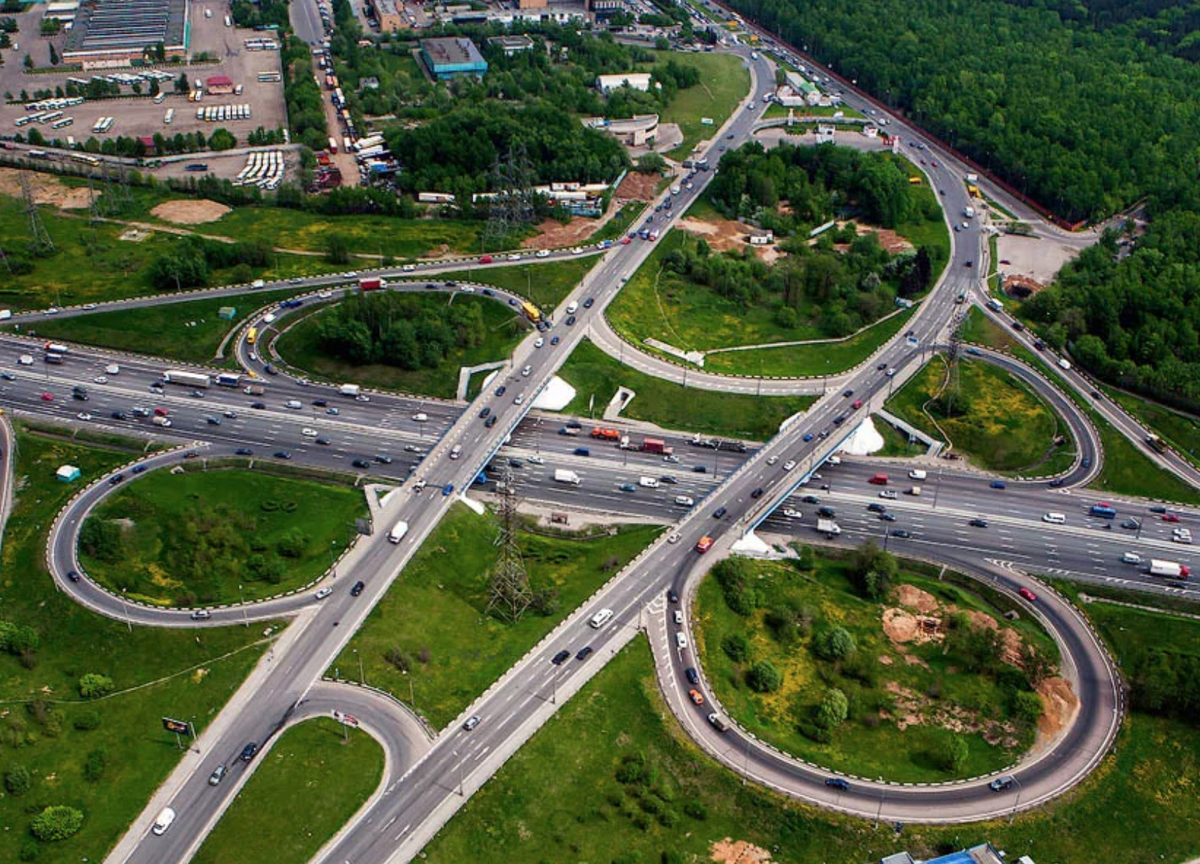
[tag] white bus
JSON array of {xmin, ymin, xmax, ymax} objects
[{"xmin": 164, "ymin": 108, "xmax": 174, "ymax": 125}]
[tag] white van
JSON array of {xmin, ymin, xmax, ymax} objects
[
  {"xmin": 1121, "ymin": 551, "xmax": 1142, "ymax": 565},
  {"xmin": 1042, "ymin": 512, "xmax": 1066, "ymax": 524},
  {"xmin": 589, "ymin": 608, "xmax": 614, "ymax": 629},
  {"xmin": 412, "ymin": 413, "xmax": 428, "ymax": 422},
  {"xmin": 449, "ymin": 444, "xmax": 462, "ymax": 460},
  {"xmin": 908, "ymin": 469, "xmax": 927, "ymax": 480},
  {"xmin": 565, "ymin": 301, "xmax": 578, "ymax": 315},
  {"xmin": 0, "ymin": 309, "xmax": 11, "ymax": 320},
  {"xmin": 674, "ymin": 495, "xmax": 694, "ymax": 507},
  {"xmin": 151, "ymin": 807, "xmax": 176, "ymax": 836},
  {"xmin": 675, "ymin": 631, "xmax": 688, "ymax": 650},
  {"xmin": 639, "ymin": 476, "xmax": 659, "ymax": 488},
  {"xmin": 388, "ymin": 521, "xmax": 409, "ymax": 543},
  {"xmin": 1058, "ymin": 358, "xmax": 1071, "ymax": 371}
]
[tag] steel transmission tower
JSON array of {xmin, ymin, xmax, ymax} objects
[
  {"xmin": 21, "ymin": 173, "xmax": 54, "ymax": 254},
  {"xmin": 481, "ymin": 142, "xmax": 536, "ymax": 253},
  {"xmin": 944, "ymin": 310, "xmax": 965, "ymax": 418},
  {"xmin": 485, "ymin": 467, "xmax": 533, "ymax": 622}
]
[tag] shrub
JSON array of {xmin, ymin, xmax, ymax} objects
[
  {"xmin": 19, "ymin": 840, "xmax": 40, "ymax": 861},
  {"xmin": 935, "ymin": 734, "xmax": 969, "ymax": 773},
  {"xmin": 72, "ymin": 710, "xmax": 101, "ymax": 731},
  {"xmin": 276, "ymin": 527, "xmax": 308, "ymax": 558},
  {"xmin": 83, "ymin": 747, "xmax": 109, "ymax": 783},
  {"xmin": 5, "ymin": 763, "xmax": 32, "ymax": 796},
  {"xmin": 746, "ymin": 660, "xmax": 783, "ymax": 693},
  {"xmin": 813, "ymin": 626, "xmax": 857, "ymax": 661},
  {"xmin": 721, "ymin": 632, "xmax": 750, "ymax": 662},
  {"xmin": 30, "ymin": 806, "xmax": 84, "ymax": 842},
  {"xmin": 1013, "ymin": 690, "xmax": 1045, "ymax": 725},
  {"xmin": 78, "ymin": 673, "xmax": 114, "ymax": 699},
  {"xmin": 815, "ymin": 687, "xmax": 849, "ymax": 730},
  {"xmin": 683, "ymin": 800, "xmax": 708, "ymax": 821}
]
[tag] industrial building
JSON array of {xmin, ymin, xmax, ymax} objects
[
  {"xmin": 881, "ymin": 842, "xmax": 1034, "ymax": 864},
  {"xmin": 42, "ymin": 0, "xmax": 81, "ymax": 23},
  {"xmin": 419, "ymin": 37, "xmax": 488, "ymax": 80},
  {"xmin": 585, "ymin": 114, "xmax": 658, "ymax": 147},
  {"xmin": 487, "ymin": 34, "xmax": 535, "ymax": 56},
  {"xmin": 366, "ymin": 0, "xmax": 408, "ymax": 32},
  {"xmin": 596, "ymin": 72, "xmax": 653, "ymax": 93},
  {"xmin": 62, "ymin": 0, "xmax": 189, "ymax": 69}
]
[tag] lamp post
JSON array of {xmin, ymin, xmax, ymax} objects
[
  {"xmin": 452, "ymin": 750, "xmax": 465, "ymax": 797},
  {"xmin": 402, "ymin": 669, "xmax": 415, "ymax": 707},
  {"xmin": 238, "ymin": 583, "xmax": 248, "ymax": 627},
  {"xmin": 355, "ymin": 647, "xmax": 365, "ymax": 685},
  {"xmin": 120, "ymin": 588, "xmax": 132, "ymax": 633},
  {"xmin": 1009, "ymin": 775, "xmax": 1023, "ymax": 825}
]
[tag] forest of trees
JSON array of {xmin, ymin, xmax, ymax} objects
[
  {"xmin": 1123, "ymin": 641, "xmax": 1200, "ymax": 727},
  {"xmin": 317, "ymin": 292, "xmax": 490, "ymax": 370},
  {"xmin": 726, "ymin": 0, "xmax": 1200, "ymax": 410}
]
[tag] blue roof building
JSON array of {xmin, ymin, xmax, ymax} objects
[
  {"xmin": 420, "ymin": 37, "xmax": 488, "ymax": 80},
  {"xmin": 882, "ymin": 842, "xmax": 1034, "ymax": 864}
]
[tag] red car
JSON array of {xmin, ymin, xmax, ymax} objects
[
  {"xmin": 688, "ymin": 689, "xmax": 705, "ymax": 706},
  {"xmin": 620, "ymin": 236, "xmax": 632, "ymax": 245},
  {"xmin": 479, "ymin": 255, "xmax": 493, "ymax": 264},
  {"xmin": 1018, "ymin": 587, "xmax": 1038, "ymax": 602},
  {"xmin": 1163, "ymin": 513, "xmax": 1181, "ymax": 523},
  {"xmin": 852, "ymin": 399, "xmax": 863, "ymax": 409},
  {"xmin": 40, "ymin": 392, "xmax": 53, "ymax": 401}
]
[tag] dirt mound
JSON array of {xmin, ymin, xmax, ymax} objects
[
  {"xmin": 615, "ymin": 170, "xmax": 658, "ymax": 201},
  {"xmin": 1035, "ymin": 676, "xmax": 1079, "ymax": 746},
  {"xmin": 677, "ymin": 215, "xmax": 785, "ymax": 264},
  {"xmin": 895, "ymin": 584, "xmax": 939, "ymax": 614},
  {"xmin": 882, "ymin": 607, "xmax": 942, "ymax": 647},
  {"xmin": 522, "ymin": 216, "xmax": 603, "ymax": 250},
  {"xmin": 711, "ymin": 838, "xmax": 776, "ymax": 864},
  {"xmin": 0, "ymin": 167, "xmax": 95, "ymax": 210},
  {"xmin": 150, "ymin": 199, "xmax": 232, "ymax": 225}
]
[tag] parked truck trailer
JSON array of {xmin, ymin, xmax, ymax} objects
[
  {"xmin": 553, "ymin": 469, "xmax": 582, "ymax": 486},
  {"xmin": 163, "ymin": 370, "xmax": 212, "ymax": 388},
  {"xmin": 1149, "ymin": 560, "xmax": 1190, "ymax": 580}
]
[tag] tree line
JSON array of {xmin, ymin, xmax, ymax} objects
[{"xmin": 317, "ymin": 292, "xmax": 490, "ymax": 370}]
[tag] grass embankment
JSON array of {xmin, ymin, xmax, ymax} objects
[
  {"xmin": 331, "ymin": 505, "xmax": 659, "ymax": 729},
  {"xmin": 275, "ymin": 293, "xmax": 523, "ymax": 399},
  {"xmin": 592, "ymin": 201, "xmax": 647, "ymax": 244},
  {"xmin": 763, "ymin": 103, "xmax": 867, "ymax": 120},
  {"xmin": 885, "ymin": 357, "xmax": 1076, "ymax": 474},
  {"xmin": 22, "ymin": 286, "xmax": 304, "ymax": 364},
  {"xmin": 80, "ymin": 469, "xmax": 366, "ymax": 607},
  {"xmin": 437, "ymin": 257, "xmax": 592, "ymax": 310},
  {"xmin": 192, "ymin": 718, "xmax": 383, "ymax": 864},
  {"xmin": 959, "ymin": 304, "xmax": 1018, "ymax": 350},
  {"xmin": 871, "ymin": 414, "xmax": 929, "ymax": 457},
  {"xmin": 558, "ymin": 338, "xmax": 814, "ymax": 441},
  {"xmin": 696, "ymin": 553, "xmax": 1049, "ymax": 782},
  {"xmin": 648, "ymin": 51, "xmax": 750, "ymax": 158},
  {"xmin": 425, "ymin": 594, "xmax": 1200, "ymax": 864},
  {"xmin": 0, "ymin": 427, "xmax": 270, "ymax": 864},
  {"xmin": 1102, "ymin": 385, "xmax": 1200, "ymax": 471}
]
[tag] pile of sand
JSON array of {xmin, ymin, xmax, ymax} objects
[
  {"xmin": 1035, "ymin": 676, "xmax": 1079, "ymax": 743},
  {"xmin": 895, "ymin": 584, "xmax": 939, "ymax": 614},
  {"xmin": 711, "ymin": 839, "xmax": 776, "ymax": 864},
  {"xmin": 0, "ymin": 167, "xmax": 94, "ymax": 210},
  {"xmin": 150, "ymin": 199, "xmax": 231, "ymax": 225}
]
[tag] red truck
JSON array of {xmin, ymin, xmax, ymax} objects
[
  {"xmin": 696, "ymin": 536, "xmax": 715, "ymax": 554},
  {"xmin": 359, "ymin": 277, "xmax": 383, "ymax": 291},
  {"xmin": 869, "ymin": 473, "xmax": 889, "ymax": 485},
  {"xmin": 591, "ymin": 427, "xmax": 621, "ymax": 441},
  {"xmin": 641, "ymin": 437, "xmax": 673, "ymax": 456}
]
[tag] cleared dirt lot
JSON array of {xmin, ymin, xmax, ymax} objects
[{"xmin": 995, "ymin": 232, "xmax": 1080, "ymax": 286}]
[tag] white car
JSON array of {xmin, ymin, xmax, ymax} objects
[
  {"xmin": 667, "ymin": 533, "xmax": 681, "ymax": 544},
  {"xmin": 412, "ymin": 479, "xmax": 427, "ymax": 492},
  {"xmin": 783, "ymin": 508, "xmax": 801, "ymax": 519},
  {"xmin": 105, "ymin": 364, "xmax": 120, "ymax": 375},
  {"xmin": 783, "ymin": 460, "xmax": 796, "ymax": 471},
  {"xmin": 879, "ymin": 489, "xmax": 898, "ymax": 499},
  {"xmin": 356, "ymin": 394, "xmax": 371, "ymax": 402},
  {"xmin": 76, "ymin": 412, "xmax": 92, "ymax": 421},
  {"xmin": 461, "ymin": 286, "xmax": 475, "ymax": 294},
  {"xmin": 315, "ymin": 587, "xmax": 333, "ymax": 600},
  {"xmin": 674, "ymin": 610, "xmax": 684, "ymax": 625},
  {"xmin": 317, "ymin": 290, "xmax": 333, "ymax": 299},
  {"xmin": 572, "ymin": 247, "xmax": 584, "ymax": 255},
  {"xmin": 675, "ymin": 632, "xmax": 688, "ymax": 650},
  {"xmin": 413, "ymin": 413, "xmax": 429, "ymax": 422},
  {"xmin": 513, "ymin": 394, "xmax": 524, "ymax": 405},
  {"xmin": 301, "ymin": 428, "xmax": 318, "ymax": 437},
  {"xmin": 521, "ymin": 365, "xmax": 532, "ymax": 377},
  {"xmin": 766, "ymin": 455, "xmax": 779, "ymax": 465},
  {"xmin": 664, "ymin": 455, "xmax": 680, "ymax": 463},
  {"xmin": 527, "ymin": 455, "xmax": 544, "ymax": 465},
  {"xmin": 402, "ymin": 264, "xmax": 416, "ymax": 272},
  {"xmin": 534, "ymin": 337, "xmax": 544, "ymax": 348},
  {"xmin": 535, "ymin": 249, "xmax": 550, "ymax": 258},
  {"xmin": 17, "ymin": 355, "xmax": 33, "ymax": 366},
  {"xmin": 674, "ymin": 496, "xmax": 694, "ymax": 507},
  {"xmin": 93, "ymin": 375, "xmax": 108, "ymax": 384},
  {"xmin": 508, "ymin": 253, "xmax": 522, "ymax": 261},
  {"xmin": 46, "ymin": 307, "xmax": 59, "ymax": 315}
]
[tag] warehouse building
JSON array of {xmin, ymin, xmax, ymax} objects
[
  {"xmin": 596, "ymin": 72, "xmax": 653, "ymax": 93},
  {"xmin": 366, "ymin": 0, "xmax": 408, "ymax": 32},
  {"xmin": 62, "ymin": 0, "xmax": 188, "ymax": 69},
  {"xmin": 419, "ymin": 37, "xmax": 488, "ymax": 80},
  {"xmin": 205, "ymin": 75, "xmax": 235, "ymax": 95}
]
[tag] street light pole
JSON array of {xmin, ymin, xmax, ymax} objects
[
  {"xmin": 120, "ymin": 589, "xmax": 132, "ymax": 633},
  {"xmin": 932, "ymin": 468, "xmax": 944, "ymax": 510},
  {"xmin": 238, "ymin": 583, "xmax": 248, "ymax": 627},
  {"xmin": 356, "ymin": 648, "xmax": 365, "ymax": 685},
  {"xmin": 1009, "ymin": 775, "xmax": 1023, "ymax": 825}
]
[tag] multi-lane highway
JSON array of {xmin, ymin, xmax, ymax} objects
[{"xmin": 0, "ymin": 35, "xmax": 1171, "ymax": 864}]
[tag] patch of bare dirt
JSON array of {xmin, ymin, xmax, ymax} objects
[
  {"xmin": 1034, "ymin": 676, "xmax": 1079, "ymax": 746},
  {"xmin": 878, "ymin": 654, "xmax": 893, "ymax": 666},
  {"xmin": 0, "ymin": 167, "xmax": 95, "ymax": 210},
  {"xmin": 150, "ymin": 199, "xmax": 231, "ymax": 225},
  {"xmin": 881, "ymin": 682, "xmax": 1020, "ymax": 747},
  {"xmin": 522, "ymin": 215, "xmax": 605, "ymax": 250},
  {"xmin": 882, "ymin": 607, "xmax": 943, "ymax": 647},
  {"xmin": 710, "ymin": 838, "xmax": 776, "ymax": 864},
  {"xmin": 821, "ymin": 220, "xmax": 914, "ymax": 255},
  {"xmin": 615, "ymin": 170, "xmax": 658, "ymax": 202},
  {"xmin": 895, "ymin": 584, "xmax": 939, "ymax": 614},
  {"xmin": 677, "ymin": 215, "xmax": 786, "ymax": 264}
]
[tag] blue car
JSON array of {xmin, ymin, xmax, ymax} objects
[
  {"xmin": 803, "ymin": 433, "xmax": 814, "ymax": 442},
  {"xmin": 825, "ymin": 777, "xmax": 850, "ymax": 791},
  {"xmin": 990, "ymin": 480, "xmax": 1006, "ymax": 489},
  {"xmin": 442, "ymin": 483, "xmax": 455, "ymax": 496}
]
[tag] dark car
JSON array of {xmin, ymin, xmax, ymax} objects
[
  {"xmin": 350, "ymin": 580, "xmax": 365, "ymax": 597},
  {"xmin": 576, "ymin": 646, "xmax": 594, "ymax": 661},
  {"xmin": 109, "ymin": 474, "xmax": 125, "ymax": 485},
  {"xmin": 969, "ymin": 518, "xmax": 989, "ymax": 528},
  {"xmin": 713, "ymin": 507, "xmax": 727, "ymax": 519},
  {"xmin": 880, "ymin": 512, "xmax": 897, "ymax": 522},
  {"xmin": 989, "ymin": 776, "xmax": 1015, "ymax": 792},
  {"xmin": 825, "ymin": 777, "xmax": 851, "ymax": 791},
  {"xmin": 891, "ymin": 529, "xmax": 912, "ymax": 539},
  {"xmin": 818, "ymin": 506, "xmax": 836, "ymax": 518},
  {"xmin": 374, "ymin": 454, "xmax": 393, "ymax": 464},
  {"xmin": 495, "ymin": 385, "xmax": 506, "ymax": 397},
  {"xmin": 132, "ymin": 464, "xmax": 147, "ymax": 474},
  {"xmin": 876, "ymin": 362, "xmax": 888, "ymax": 371},
  {"xmin": 692, "ymin": 465, "xmax": 707, "ymax": 473},
  {"xmin": 659, "ymin": 475, "xmax": 678, "ymax": 485},
  {"xmin": 110, "ymin": 410, "xmax": 128, "ymax": 420},
  {"xmin": 550, "ymin": 336, "xmax": 560, "ymax": 346},
  {"xmin": 352, "ymin": 458, "xmax": 370, "ymax": 469},
  {"xmin": 750, "ymin": 488, "xmax": 764, "ymax": 499},
  {"xmin": 508, "ymin": 458, "xmax": 524, "ymax": 468},
  {"xmin": 867, "ymin": 502, "xmax": 887, "ymax": 513},
  {"xmin": 990, "ymin": 480, "xmax": 1007, "ymax": 489},
  {"xmin": 485, "ymin": 416, "xmax": 497, "ymax": 428},
  {"xmin": 251, "ymin": 402, "xmax": 266, "ymax": 410},
  {"xmin": 685, "ymin": 667, "xmax": 700, "ymax": 686},
  {"xmin": 1121, "ymin": 518, "xmax": 1141, "ymax": 530},
  {"xmin": 240, "ymin": 743, "xmax": 259, "ymax": 762},
  {"xmin": 582, "ymin": 297, "xmax": 595, "ymax": 309},
  {"xmin": 236, "ymin": 448, "xmax": 253, "ymax": 456},
  {"xmin": 312, "ymin": 399, "xmax": 328, "ymax": 407},
  {"xmin": 273, "ymin": 451, "xmax": 292, "ymax": 460},
  {"xmin": 66, "ymin": 570, "xmax": 81, "ymax": 583},
  {"xmin": 479, "ymin": 407, "xmax": 491, "ymax": 419},
  {"xmin": 842, "ymin": 388, "xmax": 854, "ymax": 398},
  {"xmin": 802, "ymin": 495, "xmax": 820, "ymax": 505},
  {"xmin": 667, "ymin": 589, "xmax": 679, "ymax": 603},
  {"xmin": 316, "ymin": 437, "xmax": 331, "ymax": 446},
  {"xmin": 551, "ymin": 650, "xmax": 571, "ymax": 666},
  {"xmin": 1149, "ymin": 505, "xmax": 1168, "ymax": 514},
  {"xmin": 566, "ymin": 315, "xmax": 577, "ymax": 326},
  {"xmin": 803, "ymin": 432, "xmax": 814, "ymax": 442},
  {"xmin": 462, "ymin": 715, "xmax": 481, "ymax": 731},
  {"xmin": 1048, "ymin": 478, "xmax": 1065, "ymax": 488}
]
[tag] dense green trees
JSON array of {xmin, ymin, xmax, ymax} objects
[
  {"xmin": 317, "ymin": 292, "xmax": 490, "ymax": 370},
  {"xmin": 147, "ymin": 236, "xmax": 271, "ymax": 291}
]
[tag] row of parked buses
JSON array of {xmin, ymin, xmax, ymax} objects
[
  {"xmin": 195, "ymin": 104, "xmax": 252, "ymax": 123},
  {"xmin": 91, "ymin": 117, "xmax": 116, "ymax": 134},
  {"xmin": 234, "ymin": 150, "xmax": 283, "ymax": 190}
]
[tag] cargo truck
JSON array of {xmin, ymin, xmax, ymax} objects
[
  {"xmin": 340, "ymin": 383, "xmax": 361, "ymax": 397},
  {"xmin": 359, "ymin": 277, "xmax": 384, "ymax": 291},
  {"xmin": 592, "ymin": 427, "xmax": 621, "ymax": 441},
  {"xmin": 642, "ymin": 437, "xmax": 673, "ymax": 455},
  {"xmin": 554, "ymin": 469, "xmax": 582, "ymax": 485},
  {"xmin": 817, "ymin": 518, "xmax": 842, "ymax": 536},
  {"xmin": 388, "ymin": 521, "xmax": 409, "ymax": 543},
  {"xmin": 43, "ymin": 341, "xmax": 69, "ymax": 355},
  {"xmin": 216, "ymin": 373, "xmax": 241, "ymax": 387},
  {"xmin": 964, "ymin": 206, "xmax": 976, "ymax": 218},
  {"xmin": 243, "ymin": 384, "xmax": 265, "ymax": 396},
  {"xmin": 163, "ymin": 370, "xmax": 212, "ymax": 388},
  {"xmin": 1149, "ymin": 560, "xmax": 1190, "ymax": 580}
]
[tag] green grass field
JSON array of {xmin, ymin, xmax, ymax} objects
[
  {"xmin": 558, "ymin": 338, "xmax": 814, "ymax": 441},
  {"xmin": 192, "ymin": 718, "xmax": 383, "ymax": 864},
  {"xmin": 695, "ymin": 555, "xmax": 1041, "ymax": 782},
  {"xmin": 275, "ymin": 293, "xmax": 525, "ymax": 399},
  {"xmin": 424, "ymin": 629, "xmax": 1200, "ymax": 864},
  {"xmin": 21, "ymin": 286, "xmax": 305, "ymax": 364},
  {"xmin": 592, "ymin": 201, "xmax": 648, "ymax": 244},
  {"xmin": 885, "ymin": 358, "xmax": 1075, "ymax": 474},
  {"xmin": 763, "ymin": 103, "xmax": 866, "ymax": 120},
  {"xmin": 436, "ymin": 257, "xmax": 594, "ymax": 310},
  {"xmin": 331, "ymin": 505, "xmax": 660, "ymax": 729},
  {"xmin": 80, "ymin": 469, "xmax": 366, "ymax": 606},
  {"xmin": 959, "ymin": 304, "xmax": 1019, "ymax": 351},
  {"xmin": 649, "ymin": 52, "xmax": 750, "ymax": 158},
  {"xmin": 0, "ymin": 427, "xmax": 270, "ymax": 864}
]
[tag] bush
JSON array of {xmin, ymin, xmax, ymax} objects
[
  {"xmin": 935, "ymin": 734, "xmax": 969, "ymax": 773},
  {"xmin": 78, "ymin": 673, "xmax": 114, "ymax": 699},
  {"xmin": 276, "ymin": 527, "xmax": 308, "ymax": 558},
  {"xmin": 746, "ymin": 660, "xmax": 783, "ymax": 693},
  {"xmin": 682, "ymin": 800, "xmax": 707, "ymax": 821},
  {"xmin": 72, "ymin": 710, "xmax": 101, "ymax": 731},
  {"xmin": 5, "ymin": 763, "xmax": 32, "ymax": 796},
  {"xmin": 815, "ymin": 687, "xmax": 849, "ymax": 730},
  {"xmin": 30, "ymin": 806, "xmax": 84, "ymax": 842},
  {"xmin": 19, "ymin": 840, "xmax": 40, "ymax": 861},
  {"xmin": 721, "ymin": 632, "xmax": 750, "ymax": 662},
  {"xmin": 83, "ymin": 747, "xmax": 109, "ymax": 783},
  {"xmin": 813, "ymin": 626, "xmax": 857, "ymax": 661},
  {"xmin": 1013, "ymin": 690, "xmax": 1044, "ymax": 725}
]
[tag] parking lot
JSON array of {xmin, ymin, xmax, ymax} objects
[{"xmin": 0, "ymin": 0, "xmax": 286, "ymax": 152}]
